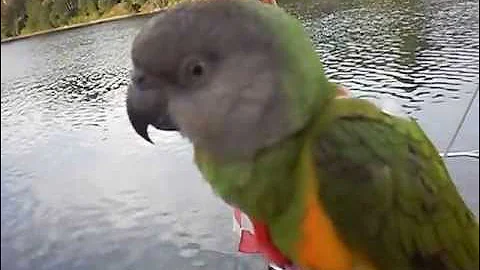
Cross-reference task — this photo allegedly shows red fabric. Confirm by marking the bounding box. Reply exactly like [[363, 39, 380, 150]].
[[235, 208, 261, 253], [236, 207, 292, 267], [238, 230, 261, 253], [251, 220, 292, 267]]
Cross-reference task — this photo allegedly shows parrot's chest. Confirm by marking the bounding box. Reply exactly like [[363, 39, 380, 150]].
[[194, 140, 377, 270], [282, 150, 377, 270]]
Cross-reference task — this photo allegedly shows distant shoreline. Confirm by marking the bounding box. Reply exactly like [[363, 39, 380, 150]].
[[0, 8, 166, 44]]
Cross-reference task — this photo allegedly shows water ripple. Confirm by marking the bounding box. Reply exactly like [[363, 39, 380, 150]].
[[283, 0, 479, 116]]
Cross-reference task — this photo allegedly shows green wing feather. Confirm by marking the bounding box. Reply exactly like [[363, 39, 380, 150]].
[[313, 98, 479, 270]]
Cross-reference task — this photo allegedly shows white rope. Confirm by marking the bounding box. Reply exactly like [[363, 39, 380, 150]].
[[440, 150, 479, 159], [443, 85, 479, 158]]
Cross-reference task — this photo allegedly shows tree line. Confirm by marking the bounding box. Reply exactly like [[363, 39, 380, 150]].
[[1, 0, 182, 39]]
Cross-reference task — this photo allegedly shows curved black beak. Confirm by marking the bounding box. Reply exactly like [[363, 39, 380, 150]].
[[126, 82, 178, 144]]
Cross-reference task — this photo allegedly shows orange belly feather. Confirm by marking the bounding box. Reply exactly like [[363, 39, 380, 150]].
[[295, 152, 377, 270]]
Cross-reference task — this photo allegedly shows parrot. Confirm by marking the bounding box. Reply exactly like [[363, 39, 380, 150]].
[[125, 0, 480, 269]]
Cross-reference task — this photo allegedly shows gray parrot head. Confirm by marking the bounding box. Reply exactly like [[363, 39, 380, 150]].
[[126, 0, 327, 159]]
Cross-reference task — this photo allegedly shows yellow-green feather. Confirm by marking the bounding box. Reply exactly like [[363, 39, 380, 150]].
[[313, 98, 479, 270], [194, 127, 310, 259]]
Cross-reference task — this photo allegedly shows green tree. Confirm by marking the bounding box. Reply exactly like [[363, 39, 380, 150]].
[[1, 0, 27, 38], [1, 0, 188, 39], [22, 0, 52, 34], [45, 0, 75, 27], [97, 0, 117, 15], [76, 0, 99, 20], [119, 0, 145, 12]]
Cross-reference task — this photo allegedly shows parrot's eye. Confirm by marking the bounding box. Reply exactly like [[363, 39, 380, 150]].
[[179, 57, 209, 87], [191, 63, 204, 77]]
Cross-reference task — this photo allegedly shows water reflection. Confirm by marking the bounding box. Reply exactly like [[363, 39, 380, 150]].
[[283, 0, 478, 115], [1, 0, 478, 269]]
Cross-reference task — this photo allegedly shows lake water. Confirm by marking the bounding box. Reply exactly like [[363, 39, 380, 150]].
[[1, 0, 478, 269]]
